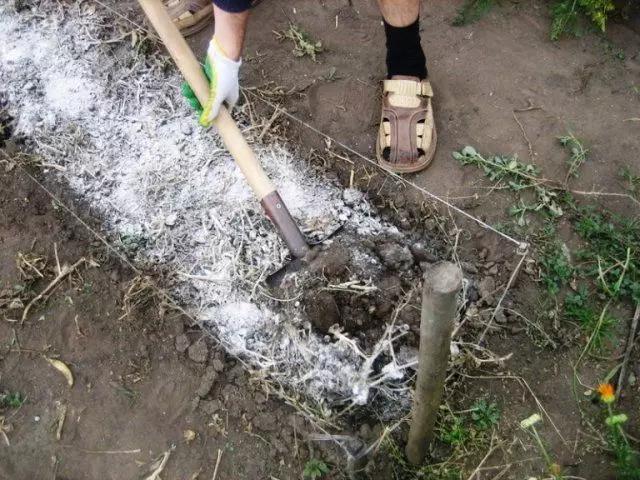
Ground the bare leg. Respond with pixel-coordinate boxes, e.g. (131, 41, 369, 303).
(376, 0, 420, 27)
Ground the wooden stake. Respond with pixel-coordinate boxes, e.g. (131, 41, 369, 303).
(406, 262, 462, 465)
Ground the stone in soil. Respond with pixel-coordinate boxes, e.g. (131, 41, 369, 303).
(478, 277, 496, 303)
(199, 399, 222, 415)
(376, 243, 414, 269)
(175, 334, 190, 353)
(196, 366, 218, 398)
(410, 243, 438, 263)
(187, 340, 208, 363)
(211, 358, 225, 372)
(308, 245, 349, 277)
(494, 309, 508, 324)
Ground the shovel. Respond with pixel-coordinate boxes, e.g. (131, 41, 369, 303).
(138, 0, 313, 284)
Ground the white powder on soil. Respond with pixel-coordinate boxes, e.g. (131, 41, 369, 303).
(0, 4, 413, 416)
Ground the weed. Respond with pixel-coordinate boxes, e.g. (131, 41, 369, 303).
(439, 414, 470, 448)
(603, 40, 626, 61)
(383, 437, 462, 480)
(597, 384, 640, 479)
(438, 399, 500, 449)
(571, 206, 640, 303)
(302, 458, 330, 479)
(470, 398, 500, 431)
(453, 146, 562, 222)
(620, 166, 640, 199)
(558, 130, 588, 181)
(551, 0, 615, 40)
(565, 286, 617, 349)
(1, 391, 24, 410)
(537, 227, 573, 295)
(453, 0, 499, 26)
(82, 280, 93, 295)
(520, 414, 563, 479)
(274, 24, 323, 61)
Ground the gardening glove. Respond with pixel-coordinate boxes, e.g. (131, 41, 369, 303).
(201, 36, 242, 126)
(182, 37, 241, 126)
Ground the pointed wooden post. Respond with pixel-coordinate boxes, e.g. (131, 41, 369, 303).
(405, 261, 462, 465)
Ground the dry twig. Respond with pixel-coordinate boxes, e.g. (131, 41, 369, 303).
(211, 448, 223, 480)
(21, 257, 86, 323)
(616, 304, 640, 399)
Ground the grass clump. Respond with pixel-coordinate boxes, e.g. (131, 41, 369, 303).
(571, 206, 640, 303)
(620, 166, 640, 199)
(438, 399, 500, 450)
(0, 391, 24, 410)
(453, 0, 499, 26)
(559, 130, 588, 181)
(303, 458, 330, 479)
(564, 286, 617, 349)
(383, 437, 462, 480)
(536, 223, 574, 294)
(550, 0, 615, 40)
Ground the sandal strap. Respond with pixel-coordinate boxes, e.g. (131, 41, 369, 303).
(379, 78, 434, 165)
(383, 79, 433, 98)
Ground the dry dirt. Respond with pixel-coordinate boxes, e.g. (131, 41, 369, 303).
(0, 166, 314, 479)
(1, 0, 639, 479)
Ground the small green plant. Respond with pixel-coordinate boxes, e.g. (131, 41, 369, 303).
(438, 399, 500, 450)
(597, 384, 640, 479)
(439, 414, 470, 447)
(564, 286, 616, 349)
(551, 0, 615, 40)
(383, 437, 462, 480)
(2, 392, 24, 409)
(538, 227, 574, 295)
(571, 206, 640, 303)
(620, 166, 640, 199)
(453, 146, 562, 223)
(520, 414, 563, 479)
(603, 40, 626, 61)
(303, 458, 330, 480)
(275, 24, 323, 61)
(558, 130, 588, 181)
(453, 0, 499, 26)
(470, 398, 500, 431)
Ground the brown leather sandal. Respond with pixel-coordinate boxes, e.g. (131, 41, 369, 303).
(376, 76, 437, 174)
(165, 0, 213, 37)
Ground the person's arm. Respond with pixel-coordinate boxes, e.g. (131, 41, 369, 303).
(198, 1, 250, 124)
(212, 2, 250, 61)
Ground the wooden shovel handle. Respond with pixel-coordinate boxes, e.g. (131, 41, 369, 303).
(138, 0, 309, 258)
(138, 0, 274, 199)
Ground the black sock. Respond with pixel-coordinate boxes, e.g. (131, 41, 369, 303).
(383, 18, 427, 80)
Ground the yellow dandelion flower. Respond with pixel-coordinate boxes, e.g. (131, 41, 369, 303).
(597, 383, 615, 404)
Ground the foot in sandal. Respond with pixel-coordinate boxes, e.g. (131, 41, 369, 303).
(165, 0, 214, 37)
(165, 0, 263, 38)
(376, 0, 436, 174)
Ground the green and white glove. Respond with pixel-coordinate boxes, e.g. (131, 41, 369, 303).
(182, 36, 241, 127)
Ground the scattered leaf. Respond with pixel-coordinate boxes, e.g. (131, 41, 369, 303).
(55, 401, 67, 440)
(46, 358, 74, 387)
(183, 429, 196, 443)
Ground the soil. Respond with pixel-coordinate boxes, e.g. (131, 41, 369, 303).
(0, 167, 311, 479)
(1, 0, 639, 478)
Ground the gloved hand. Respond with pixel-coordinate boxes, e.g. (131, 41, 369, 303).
(181, 37, 241, 127)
